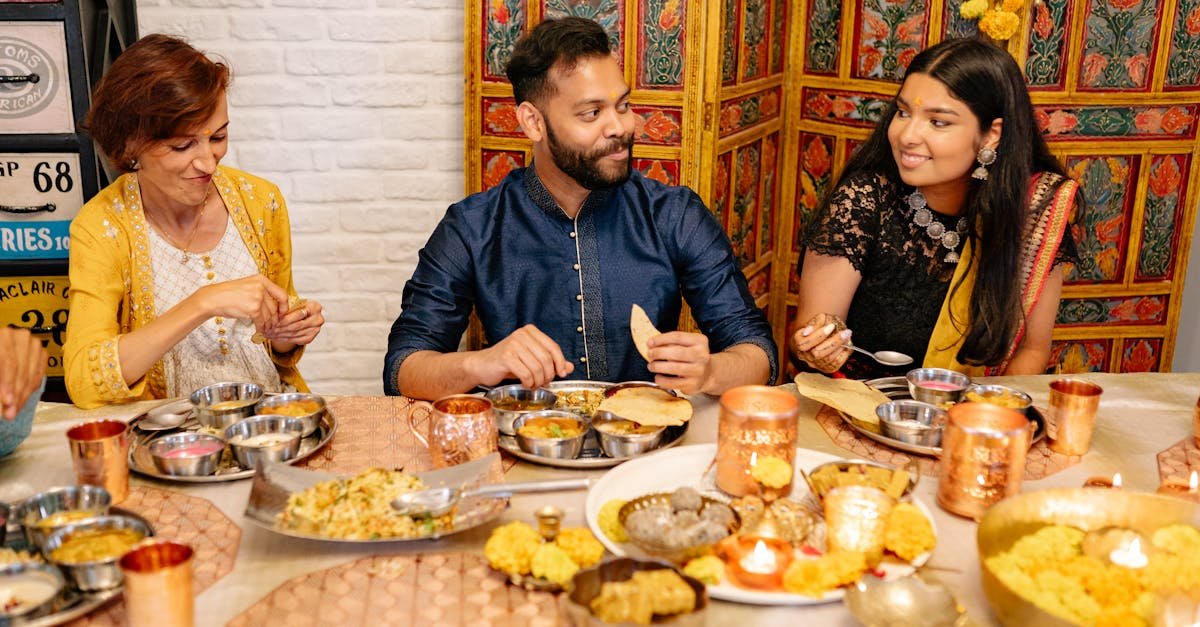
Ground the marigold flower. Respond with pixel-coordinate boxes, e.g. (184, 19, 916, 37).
(959, 0, 989, 19)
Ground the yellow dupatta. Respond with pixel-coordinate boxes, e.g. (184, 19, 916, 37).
(923, 174, 1078, 375)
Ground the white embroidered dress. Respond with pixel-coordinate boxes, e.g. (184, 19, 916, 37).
(148, 214, 282, 397)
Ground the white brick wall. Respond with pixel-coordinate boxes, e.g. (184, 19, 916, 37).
(137, 2, 465, 394)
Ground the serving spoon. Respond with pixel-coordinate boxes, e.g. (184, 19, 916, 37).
(392, 477, 591, 518)
(847, 343, 914, 367)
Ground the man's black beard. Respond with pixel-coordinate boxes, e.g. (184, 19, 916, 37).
(544, 119, 633, 191)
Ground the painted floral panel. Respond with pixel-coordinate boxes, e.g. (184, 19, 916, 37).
(1056, 295, 1169, 325)
(1078, 0, 1163, 91)
(1026, 0, 1071, 88)
(747, 266, 771, 300)
(719, 87, 782, 137)
(942, 0, 979, 38)
(632, 106, 683, 145)
(1065, 155, 1137, 284)
(483, 0, 526, 82)
(805, 0, 841, 74)
(802, 88, 889, 128)
(854, 0, 928, 81)
(482, 98, 522, 137)
(770, 0, 787, 74)
(844, 139, 864, 166)
(1035, 105, 1197, 139)
(1050, 339, 1111, 373)
(742, 0, 769, 80)
(543, 0, 623, 70)
(730, 143, 762, 267)
(1137, 155, 1190, 281)
(712, 151, 733, 227)
(633, 158, 679, 186)
(722, 0, 739, 84)
(788, 263, 801, 295)
(1166, 0, 1200, 87)
(795, 132, 835, 253)
(760, 132, 779, 261)
(639, 0, 685, 89)
(481, 150, 525, 190)
(1119, 338, 1162, 372)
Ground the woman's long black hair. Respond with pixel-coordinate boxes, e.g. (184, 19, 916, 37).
(830, 37, 1071, 366)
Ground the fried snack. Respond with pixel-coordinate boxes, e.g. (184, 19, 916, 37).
(589, 569, 696, 625)
(808, 463, 910, 500)
(484, 520, 543, 576)
(781, 551, 868, 597)
(251, 294, 308, 344)
(630, 304, 661, 362)
(793, 373, 890, 427)
(598, 499, 629, 543)
(530, 543, 579, 586)
(750, 455, 792, 489)
(555, 527, 605, 568)
(599, 387, 693, 427)
(730, 495, 765, 531)
(884, 502, 936, 562)
(683, 555, 725, 585)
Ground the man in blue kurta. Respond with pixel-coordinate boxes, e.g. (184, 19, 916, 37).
(385, 17, 776, 400)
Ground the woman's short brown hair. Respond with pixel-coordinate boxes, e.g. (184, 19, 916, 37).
(85, 34, 231, 173)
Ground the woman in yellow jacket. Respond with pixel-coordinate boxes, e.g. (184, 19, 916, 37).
(64, 34, 325, 408)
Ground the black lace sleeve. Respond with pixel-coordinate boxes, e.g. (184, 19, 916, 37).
(802, 173, 885, 273)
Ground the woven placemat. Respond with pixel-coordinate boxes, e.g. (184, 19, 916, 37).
(815, 405, 1080, 480)
(227, 552, 560, 627)
(1156, 438, 1200, 484)
(298, 397, 517, 475)
(68, 485, 242, 626)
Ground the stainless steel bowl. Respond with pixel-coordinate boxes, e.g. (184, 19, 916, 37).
(224, 415, 304, 468)
(512, 410, 588, 459)
(561, 557, 707, 626)
(190, 381, 263, 430)
(590, 410, 665, 458)
(0, 562, 65, 620)
(14, 485, 111, 551)
(148, 432, 225, 476)
(906, 368, 970, 407)
(254, 392, 326, 437)
(484, 385, 557, 436)
(876, 400, 947, 447)
(963, 383, 1033, 415)
(45, 514, 153, 591)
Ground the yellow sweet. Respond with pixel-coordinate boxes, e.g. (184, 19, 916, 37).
(884, 503, 936, 562)
(682, 555, 725, 585)
(782, 551, 868, 597)
(484, 521, 542, 576)
(1151, 524, 1200, 556)
(598, 499, 629, 543)
(555, 527, 605, 568)
(530, 543, 579, 586)
(750, 455, 792, 489)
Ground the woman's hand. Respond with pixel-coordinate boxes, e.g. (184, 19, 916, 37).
(0, 327, 45, 419)
(790, 313, 853, 373)
(193, 275, 289, 333)
(262, 299, 325, 348)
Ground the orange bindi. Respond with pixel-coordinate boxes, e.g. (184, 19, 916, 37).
(913, 96, 922, 108)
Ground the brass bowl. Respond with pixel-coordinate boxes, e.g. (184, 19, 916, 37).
(618, 493, 740, 564)
(561, 558, 707, 627)
(977, 488, 1200, 626)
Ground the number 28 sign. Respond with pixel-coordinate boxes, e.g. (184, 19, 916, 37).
(0, 275, 70, 376)
(0, 153, 83, 260)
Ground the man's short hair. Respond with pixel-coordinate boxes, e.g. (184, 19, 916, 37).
(505, 17, 611, 105)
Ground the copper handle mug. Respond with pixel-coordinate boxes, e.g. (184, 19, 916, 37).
(1047, 378, 1103, 456)
(936, 402, 1031, 520)
(403, 395, 498, 468)
(120, 541, 194, 627)
(715, 385, 800, 499)
(66, 419, 130, 504)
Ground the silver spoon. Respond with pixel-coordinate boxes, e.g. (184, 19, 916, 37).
(847, 343, 914, 367)
(135, 399, 193, 431)
(392, 477, 591, 518)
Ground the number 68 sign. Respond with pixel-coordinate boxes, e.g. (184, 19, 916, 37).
(0, 152, 83, 260)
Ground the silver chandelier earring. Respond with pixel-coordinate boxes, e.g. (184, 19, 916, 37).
(972, 147, 997, 180)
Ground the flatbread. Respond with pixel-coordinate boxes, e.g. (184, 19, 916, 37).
(792, 373, 890, 427)
(630, 304, 661, 362)
(251, 295, 308, 344)
(598, 386, 692, 427)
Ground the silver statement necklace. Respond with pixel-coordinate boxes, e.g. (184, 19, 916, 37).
(907, 189, 967, 264)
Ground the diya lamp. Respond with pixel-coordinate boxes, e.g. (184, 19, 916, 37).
(1082, 472, 1122, 489)
(720, 536, 793, 590)
(1156, 471, 1200, 503)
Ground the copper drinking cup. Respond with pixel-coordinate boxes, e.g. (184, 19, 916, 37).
(119, 540, 194, 627)
(403, 395, 498, 468)
(65, 420, 130, 504)
(936, 402, 1032, 520)
(1047, 378, 1102, 456)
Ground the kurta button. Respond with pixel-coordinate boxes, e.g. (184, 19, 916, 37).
(576, 294, 583, 301)
(569, 231, 576, 238)
(576, 326, 583, 333)
(579, 356, 587, 363)
(573, 263, 580, 271)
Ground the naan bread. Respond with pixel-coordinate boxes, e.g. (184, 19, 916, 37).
(599, 386, 692, 427)
(792, 373, 890, 428)
(630, 304, 661, 362)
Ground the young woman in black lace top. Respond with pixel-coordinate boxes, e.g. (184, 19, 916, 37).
(790, 38, 1080, 380)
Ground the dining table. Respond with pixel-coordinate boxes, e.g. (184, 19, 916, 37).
(3, 371, 1198, 626)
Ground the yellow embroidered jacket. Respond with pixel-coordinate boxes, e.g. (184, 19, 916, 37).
(64, 166, 308, 408)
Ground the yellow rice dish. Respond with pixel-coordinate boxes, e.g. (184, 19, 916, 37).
(278, 468, 448, 539)
(986, 524, 1200, 626)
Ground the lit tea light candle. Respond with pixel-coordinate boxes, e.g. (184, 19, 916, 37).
(740, 540, 777, 574)
(721, 536, 792, 590)
(1157, 471, 1200, 502)
(1108, 536, 1149, 569)
(1083, 473, 1122, 489)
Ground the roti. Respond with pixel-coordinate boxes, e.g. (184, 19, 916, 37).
(598, 386, 692, 427)
(630, 304, 661, 362)
(792, 373, 890, 427)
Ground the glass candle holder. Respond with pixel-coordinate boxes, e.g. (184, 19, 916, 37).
(936, 402, 1031, 520)
(823, 485, 896, 568)
(716, 385, 800, 500)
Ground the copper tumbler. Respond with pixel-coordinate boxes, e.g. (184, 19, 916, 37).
(1192, 393, 1199, 449)
(936, 402, 1031, 520)
(823, 485, 896, 567)
(66, 419, 130, 504)
(1047, 378, 1103, 456)
(404, 395, 498, 468)
(716, 385, 800, 499)
(120, 541, 194, 627)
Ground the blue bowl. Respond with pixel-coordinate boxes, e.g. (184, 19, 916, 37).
(0, 378, 46, 457)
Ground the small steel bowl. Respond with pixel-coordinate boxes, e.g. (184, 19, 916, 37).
(877, 400, 947, 447)
(804, 459, 919, 504)
(14, 485, 111, 551)
(845, 573, 964, 627)
(147, 432, 225, 477)
(254, 392, 326, 437)
(224, 415, 305, 469)
(484, 385, 558, 436)
(962, 383, 1033, 415)
(0, 562, 65, 620)
(512, 410, 588, 459)
(561, 557, 707, 626)
(190, 381, 263, 430)
(906, 368, 970, 407)
(618, 493, 740, 564)
(590, 410, 666, 458)
(44, 515, 153, 591)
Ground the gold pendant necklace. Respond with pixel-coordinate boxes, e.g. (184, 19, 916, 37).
(144, 184, 212, 264)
